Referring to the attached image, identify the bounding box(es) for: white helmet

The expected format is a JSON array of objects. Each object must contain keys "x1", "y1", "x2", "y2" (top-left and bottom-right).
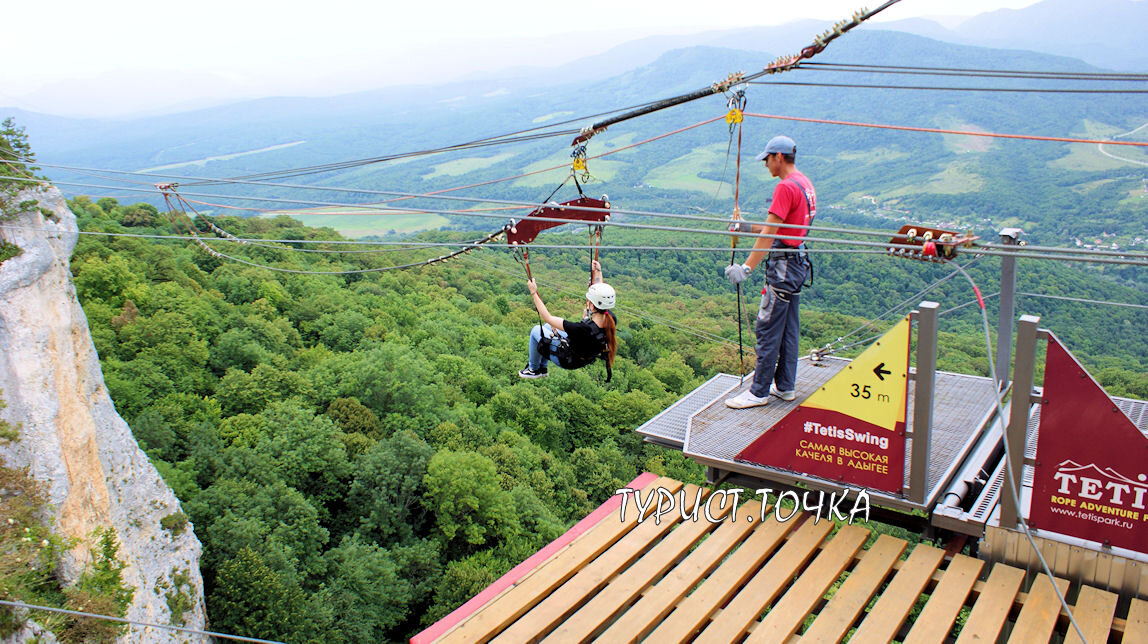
[{"x1": 586, "y1": 282, "x2": 616, "y2": 310}]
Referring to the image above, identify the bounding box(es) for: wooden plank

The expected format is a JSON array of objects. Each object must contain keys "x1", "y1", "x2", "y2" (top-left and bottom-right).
[
  {"x1": 542, "y1": 486, "x2": 734, "y2": 643},
  {"x1": 491, "y1": 482, "x2": 691, "y2": 643},
  {"x1": 1067, "y1": 545, "x2": 1085, "y2": 584},
  {"x1": 954, "y1": 563, "x2": 1025, "y2": 644},
  {"x1": 1092, "y1": 552, "x2": 1112, "y2": 590},
  {"x1": 440, "y1": 477, "x2": 681, "y2": 643},
  {"x1": 1109, "y1": 556, "x2": 1126, "y2": 595},
  {"x1": 1007, "y1": 574, "x2": 1070, "y2": 643},
  {"x1": 1121, "y1": 597, "x2": 1148, "y2": 644},
  {"x1": 799, "y1": 534, "x2": 906, "y2": 643},
  {"x1": 858, "y1": 544, "x2": 950, "y2": 644},
  {"x1": 596, "y1": 501, "x2": 760, "y2": 643},
  {"x1": 1064, "y1": 585, "x2": 1118, "y2": 644},
  {"x1": 644, "y1": 510, "x2": 807, "y2": 644},
  {"x1": 689, "y1": 516, "x2": 834, "y2": 644},
  {"x1": 742, "y1": 524, "x2": 871, "y2": 644}
]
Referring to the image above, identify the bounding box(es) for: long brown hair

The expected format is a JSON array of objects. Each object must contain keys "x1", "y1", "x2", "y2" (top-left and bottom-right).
[{"x1": 598, "y1": 310, "x2": 617, "y2": 368}]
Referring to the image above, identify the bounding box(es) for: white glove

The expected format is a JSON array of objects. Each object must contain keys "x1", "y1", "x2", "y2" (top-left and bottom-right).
[{"x1": 724, "y1": 263, "x2": 753, "y2": 285}]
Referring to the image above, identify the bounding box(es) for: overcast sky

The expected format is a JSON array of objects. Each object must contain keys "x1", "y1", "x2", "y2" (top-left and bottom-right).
[{"x1": 5, "y1": 0, "x2": 1045, "y2": 116}]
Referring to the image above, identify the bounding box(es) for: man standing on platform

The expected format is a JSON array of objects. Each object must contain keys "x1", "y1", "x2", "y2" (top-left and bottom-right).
[{"x1": 723, "y1": 135, "x2": 816, "y2": 409}]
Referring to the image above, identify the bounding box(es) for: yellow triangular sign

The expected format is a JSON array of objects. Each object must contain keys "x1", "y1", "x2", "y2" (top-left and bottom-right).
[{"x1": 803, "y1": 316, "x2": 910, "y2": 431}]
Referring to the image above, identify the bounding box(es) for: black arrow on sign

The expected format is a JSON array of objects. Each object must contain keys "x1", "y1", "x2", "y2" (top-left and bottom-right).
[{"x1": 873, "y1": 362, "x2": 891, "y2": 381}]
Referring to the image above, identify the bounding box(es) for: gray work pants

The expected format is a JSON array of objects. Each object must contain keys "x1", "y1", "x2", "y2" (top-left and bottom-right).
[{"x1": 749, "y1": 253, "x2": 806, "y2": 398}]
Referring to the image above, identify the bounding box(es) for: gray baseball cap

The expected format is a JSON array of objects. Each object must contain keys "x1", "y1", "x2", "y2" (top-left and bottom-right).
[{"x1": 755, "y1": 135, "x2": 796, "y2": 160}]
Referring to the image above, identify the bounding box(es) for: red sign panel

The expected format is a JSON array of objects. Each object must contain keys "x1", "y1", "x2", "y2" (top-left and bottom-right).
[
  {"x1": 737, "y1": 408, "x2": 906, "y2": 493},
  {"x1": 736, "y1": 317, "x2": 910, "y2": 494},
  {"x1": 1028, "y1": 334, "x2": 1148, "y2": 553}
]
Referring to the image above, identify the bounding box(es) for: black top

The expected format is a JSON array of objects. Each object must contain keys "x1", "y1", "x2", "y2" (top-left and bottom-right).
[{"x1": 563, "y1": 319, "x2": 603, "y2": 357}]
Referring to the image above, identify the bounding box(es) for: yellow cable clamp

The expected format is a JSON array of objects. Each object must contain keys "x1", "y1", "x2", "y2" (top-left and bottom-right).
[{"x1": 725, "y1": 108, "x2": 743, "y2": 124}]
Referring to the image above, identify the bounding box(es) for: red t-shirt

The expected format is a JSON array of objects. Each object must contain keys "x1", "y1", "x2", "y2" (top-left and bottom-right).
[{"x1": 768, "y1": 171, "x2": 816, "y2": 247}]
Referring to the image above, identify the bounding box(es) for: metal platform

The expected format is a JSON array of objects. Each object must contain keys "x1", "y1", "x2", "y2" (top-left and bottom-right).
[
  {"x1": 640, "y1": 355, "x2": 1001, "y2": 512},
  {"x1": 635, "y1": 373, "x2": 742, "y2": 448}
]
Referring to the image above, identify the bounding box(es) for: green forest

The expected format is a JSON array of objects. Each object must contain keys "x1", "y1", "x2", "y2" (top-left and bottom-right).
[
  {"x1": 53, "y1": 191, "x2": 1148, "y2": 641},
  {"x1": 64, "y1": 200, "x2": 720, "y2": 641}
]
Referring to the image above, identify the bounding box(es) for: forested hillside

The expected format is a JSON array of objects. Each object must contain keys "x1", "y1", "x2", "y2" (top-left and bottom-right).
[
  {"x1": 50, "y1": 190, "x2": 1147, "y2": 640},
  {"x1": 65, "y1": 199, "x2": 713, "y2": 641}
]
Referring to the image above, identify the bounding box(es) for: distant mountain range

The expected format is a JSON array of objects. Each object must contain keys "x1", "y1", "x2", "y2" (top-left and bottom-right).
[
  {"x1": 887, "y1": 0, "x2": 1148, "y2": 72},
  {"x1": 5, "y1": 13, "x2": 1147, "y2": 251},
  {"x1": 3, "y1": 0, "x2": 1146, "y2": 119}
]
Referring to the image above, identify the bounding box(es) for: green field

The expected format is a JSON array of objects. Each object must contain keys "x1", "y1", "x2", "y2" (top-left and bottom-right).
[
  {"x1": 643, "y1": 143, "x2": 739, "y2": 195},
  {"x1": 259, "y1": 208, "x2": 449, "y2": 238},
  {"x1": 422, "y1": 153, "x2": 516, "y2": 180},
  {"x1": 511, "y1": 154, "x2": 626, "y2": 189}
]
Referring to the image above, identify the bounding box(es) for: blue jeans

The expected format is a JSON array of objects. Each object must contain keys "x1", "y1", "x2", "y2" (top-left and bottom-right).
[{"x1": 528, "y1": 324, "x2": 566, "y2": 370}]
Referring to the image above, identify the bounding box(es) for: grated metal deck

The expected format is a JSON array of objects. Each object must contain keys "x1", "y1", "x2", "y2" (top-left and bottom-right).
[
  {"x1": 658, "y1": 357, "x2": 999, "y2": 509},
  {"x1": 635, "y1": 373, "x2": 742, "y2": 448}
]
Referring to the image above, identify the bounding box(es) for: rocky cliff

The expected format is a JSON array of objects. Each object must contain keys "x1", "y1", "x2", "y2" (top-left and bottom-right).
[{"x1": 0, "y1": 188, "x2": 207, "y2": 641}]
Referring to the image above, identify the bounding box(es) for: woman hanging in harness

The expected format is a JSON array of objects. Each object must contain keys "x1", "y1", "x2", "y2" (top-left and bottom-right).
[{"x1": 520, "y1": 260, "x2": 617, "y2": 380}]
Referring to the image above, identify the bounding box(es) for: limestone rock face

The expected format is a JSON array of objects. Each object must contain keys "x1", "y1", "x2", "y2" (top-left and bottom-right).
[{"x1": 0, "y1": 188, "x2": 207, "y2": 642}]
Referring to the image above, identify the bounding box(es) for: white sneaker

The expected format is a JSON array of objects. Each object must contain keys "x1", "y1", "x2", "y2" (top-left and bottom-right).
[
  {"x1": 725, "y1": 390, "x2": 769, "y2": 409},
  {"x1": 770, "y1": 386, "x2": 796, "y2": 401}
]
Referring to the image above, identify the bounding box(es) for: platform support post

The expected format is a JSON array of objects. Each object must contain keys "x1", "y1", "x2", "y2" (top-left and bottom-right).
[
  {"x1": 1000, "y1": 314, "x2": 1040, "y2": 529},
  {"x1": 909, "y1": 301, "x2": 938, "y2": 505},
  {"x1": 995, "y1": 228, "x2": 1023, "y2": 391}
]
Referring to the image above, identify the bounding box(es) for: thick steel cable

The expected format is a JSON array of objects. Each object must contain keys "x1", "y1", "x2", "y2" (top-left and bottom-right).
[
  {"x1": 749, "y1": 81, "x2": 1148, "y2": 94},
  {"x1": 744, "y1": 113, "x2": 1148, "y2": 148},
  {"x1": 8, "y1": 177, "x2": 1148, "y2": 268},
  {"x1": 818, "y1": 257, "x2": 984, "y2": 357},
  {"x1": 571, "y1": 0, "x2": 905, "y2": 144},
  {"x1": 170, "y1": 193, "x2": 507, "y2": 275},
  {"x1": 0, "y1": 164, "x2": 966, "y2": 253},
  {"x1": 965, "y1": 247, "x2": 1148, "y2": 267},
  {"x1": 974, "y1": 240, "x2": 1148, "y2": 260},
  {"x1": 800, "y1": 61, "x2": 1148, "y2": 82},
  {"x1": 0, "y1": 224, "x2": 921, "y2": 256},
  {"x1": 0, "y1": 599, "x2": 284, "y2": 644},
  {"x1": 180, "y1": 97, "x2": 678, "y2": 185},
  {"x1": 182, "y1": 130, "x2": 579, "y2": 186},
  {"x1": 11, "y1": 154, "x2": 1145, "y2": 255},
  {"x1": 1018, "y1": 291, "x2": 1148, "y2": 311},
  {"x1": 10, "y1": 117, "x2": 726, "y2": 214},
  {"x1": 19, "y1": 155, "x2": 1148, "y2": 261},
  {"x1": 940, "y1": 291, "x2": 1000, "y2": 316}
]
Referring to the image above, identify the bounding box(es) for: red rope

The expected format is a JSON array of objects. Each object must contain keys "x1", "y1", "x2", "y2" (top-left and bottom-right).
[{"x1": 745, "y1": 112, "x2": 1148, "y2": 147}]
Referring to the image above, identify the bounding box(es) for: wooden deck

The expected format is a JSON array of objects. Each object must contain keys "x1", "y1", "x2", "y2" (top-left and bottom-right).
[{"x1": 415, "y1": 476, "x2": 1147, "y2": 643}]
